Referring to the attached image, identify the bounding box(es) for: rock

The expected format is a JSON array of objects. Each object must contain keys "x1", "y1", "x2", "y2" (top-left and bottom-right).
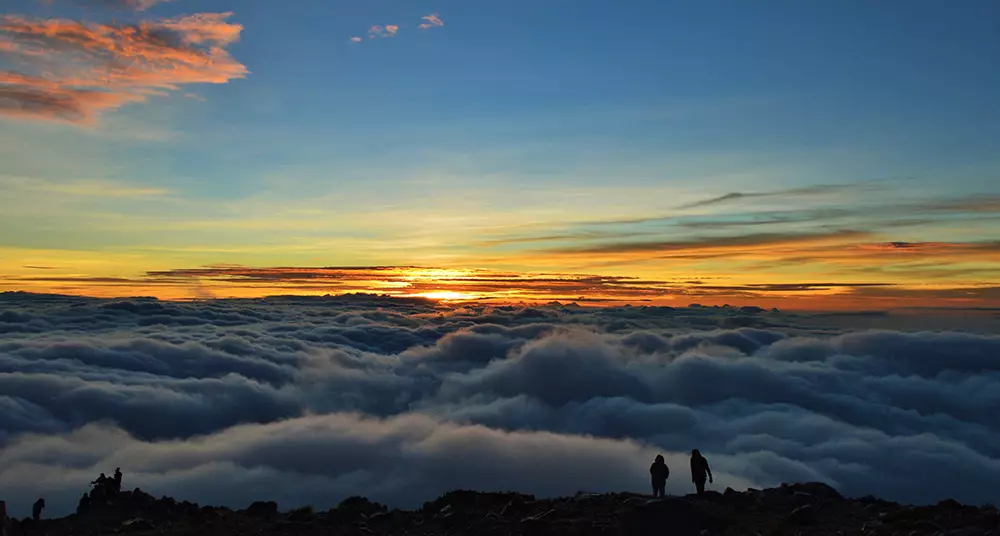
[
  {"x1": 328, "y1": 496, "x2": 388, "y2": 524},
  {"x1": 286, "y1": 506, "x2": 314, "y2": 522},
  {"x1": 787, "y1": 504, "x2": 817, "y2": 525},
  {"x1": 785, "y1": 482, "x2": 843, "y2": 500},
  {"x1": 623, "y1": 496, "x2": 732, "y2": 536},
  {"x1": 244, "y1": 501, "x2": 278, "y2": 518}
]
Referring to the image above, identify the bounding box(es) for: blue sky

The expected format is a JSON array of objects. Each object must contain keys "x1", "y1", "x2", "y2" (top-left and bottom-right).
[{"x1": 1, "y1": 0, "x2": 999, "y2": 306}]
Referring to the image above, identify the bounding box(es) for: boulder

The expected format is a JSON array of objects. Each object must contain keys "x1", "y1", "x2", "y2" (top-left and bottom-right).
[{"x1": 244, "y1": 501, "x2": 278, "y2": 518}]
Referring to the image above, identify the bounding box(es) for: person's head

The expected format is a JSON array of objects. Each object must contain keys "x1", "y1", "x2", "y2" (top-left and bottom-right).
[
  {"x1": 691, "y1": 449, "x2": 701, "y2": 457},
  {"x1": 116, "y1": 467, "x2": 120, "y2": 472},
  {"x1": 100, "y1": 473, "x2": 106, "y2": 477},
  {"x1": 655, "y1": 454, "x2": 664, "y2": 463}
]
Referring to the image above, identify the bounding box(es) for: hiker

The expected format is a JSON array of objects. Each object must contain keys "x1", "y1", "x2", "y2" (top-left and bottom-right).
[
  {"x1": 690, "y1": 449, "x2": 713, "y2": 496},
  {"x1": 32, "y1": 498, "x2": 45, "y2": 521},
  {"x1": 113, "y1": 468, "x2": 123, "y2": 494},
  {"x1": 649, "y1": 454, "x2": 669, "y2": 497},
  {"x1": 1, "y1": 500, "x2": 9, "y2": 536},
  {"x1": 77, "y1": 493, "x2": 91, "y2": 515},
  {"x1": 90, "y1": 473, "x2": 109, "y2": 504}
]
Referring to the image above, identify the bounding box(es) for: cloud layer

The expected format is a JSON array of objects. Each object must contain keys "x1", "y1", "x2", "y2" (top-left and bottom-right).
[
  {"x1": 1, "y1": 292, "x2": 999, "y2": 517},
  {"x1": 0, "y1": 8, "x2": 246, "y2": 123}
]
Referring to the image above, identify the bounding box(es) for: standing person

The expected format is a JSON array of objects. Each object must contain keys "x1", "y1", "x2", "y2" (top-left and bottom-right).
[
  {"x1": 113, "y1": 468, "x2": 123, "y2": 494},
  {"x1": 77, "y1": 493, "x2": 91, "y2": 516},
  {"x1": 690, "y1": 449, "x2": 713, "y2": 496},
  {"x1": 649, "y1": 454, "x2": 670, "y2": 497},
  {"x1": 32, "y1": 498, "x2": 45, "y2": 521},
  {"x1": 1, "y1": 500, "x2": 9, "y2": 536}
]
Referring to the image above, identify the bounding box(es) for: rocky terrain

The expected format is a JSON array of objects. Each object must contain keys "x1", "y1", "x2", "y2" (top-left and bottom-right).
[{"x1": 8, "y1": 483, "x2": 1000, "y2": 536}]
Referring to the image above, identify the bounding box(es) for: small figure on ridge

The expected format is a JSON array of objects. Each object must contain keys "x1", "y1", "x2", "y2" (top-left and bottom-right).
[
  {"x1": 690, "y1": 449, "x2": 713, "y2": 496},
  {"x1": 32, "y1": 498, "x2": 45, "y2": 521},
  {"x1": 649, "y1": 454, "x2": 670, "y2": 497},
  {"x1": 77, "y1": 493, "x2": 91, "y2": 516}
]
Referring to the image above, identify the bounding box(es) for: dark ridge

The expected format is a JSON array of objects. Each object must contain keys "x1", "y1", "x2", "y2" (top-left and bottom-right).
[{"x1": 7, "y1": 483, "x2": 999, "y2": 536}]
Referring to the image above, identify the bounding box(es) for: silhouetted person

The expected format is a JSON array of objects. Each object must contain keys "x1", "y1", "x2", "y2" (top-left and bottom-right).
[
  {"x1": 32, "y1": 499, "x2": 45, "y2": 522},
  {"x1": 91, "y1": 473, "x2": 109, "y2": 504},
  {"x1": 690, "y1": 449, "x2": 713, "y2": 495},
  {"x1": 1, "y1": 500, "x2": 9, "y2": 536},
  {"x1": 649, "y1": 454, "x2": 669, "y2": 497},
  {"x1": 113, "y1": 468, "x2": 122, "y2": 494},
  {"x1": 77, "y1": 493, "x2": 91, "y2": 516}
]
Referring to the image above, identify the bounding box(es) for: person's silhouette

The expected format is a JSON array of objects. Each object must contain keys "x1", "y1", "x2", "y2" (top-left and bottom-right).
[
  {"x1": 77, "y1": 493, "x2": 91, "y2": 516},
  {"x1": 113, "y1": 468, "x2": 123, "y2": 494},
  {"x1": 690, "y1": 449, "x2": 713, "y2": 496},
  {"x1": 649, "y1": 454, "x2": 669, "y2": 497},
  {"x1": 32, "y1": 498, "x2": 45, "y2": 521}
]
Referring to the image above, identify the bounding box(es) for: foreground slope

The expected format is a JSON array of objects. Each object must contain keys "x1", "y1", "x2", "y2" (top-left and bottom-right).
[{"x1": 14, "y1": 482, "x2": 1000, "y2": 536}]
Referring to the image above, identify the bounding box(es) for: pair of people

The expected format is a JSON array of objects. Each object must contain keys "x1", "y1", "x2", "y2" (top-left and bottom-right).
[
  {"x1": 649, "y1": 449, "x2": 714, "y2": 497},
  {"x1": 90, "y1": 468, "x2": 123, "y2": 496}
]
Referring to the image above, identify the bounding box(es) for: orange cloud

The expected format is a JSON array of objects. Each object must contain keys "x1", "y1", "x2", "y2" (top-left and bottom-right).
[
  {"x1": 368, "y1": 25, "x2": 400, "y2": 39},
  {"x1": 0, "y1": 71, "x2": 146, "y2": 123},
  {"x1": 0, "y1": 12, "x2": 246, "y2": 124},
  {"x1": 3, "y1": 264, "x2": 999, "y2": 310},
  {"x1": 419, "y1": 13, "x2": 444, "y2": 30}
]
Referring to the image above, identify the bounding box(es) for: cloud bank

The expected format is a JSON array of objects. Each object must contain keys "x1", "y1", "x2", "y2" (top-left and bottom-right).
[{"x1": 1, "y1": 293, "x2": 999, "y2": 517}]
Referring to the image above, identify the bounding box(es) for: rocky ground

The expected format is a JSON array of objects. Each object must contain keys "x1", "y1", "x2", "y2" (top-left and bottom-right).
[{"x1": 9, "y1": 483, "x2": 1000, "y2": 536}]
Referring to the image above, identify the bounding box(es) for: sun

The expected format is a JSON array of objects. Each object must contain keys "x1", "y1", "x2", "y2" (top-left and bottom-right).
[{"x1": 413, "y1": 290, "x2": 477, "y2": 301}]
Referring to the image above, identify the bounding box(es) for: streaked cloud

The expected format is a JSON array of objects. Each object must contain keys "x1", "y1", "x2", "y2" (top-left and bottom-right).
[
  {"x1": 350, "y1": 36, "x2": 362, "y2": 43},
  {"x1": 674, "y1": 183, "x2": 864, "y2": 210},
  {"x1": 0, "y1": 12, "x2": 247, "y2": 124},
  {"x1": 0, "y1": 175, "x2": 171, "y2": 198},
  {"x1": 542, "y1": 229, "x2": 870, "y2": 256},
  {"x1": 2, "y1": 263, "x2": 998, "y2": 309},
  {"x1": 419, "y1": 13, "x2": 444, "y2": 30}
]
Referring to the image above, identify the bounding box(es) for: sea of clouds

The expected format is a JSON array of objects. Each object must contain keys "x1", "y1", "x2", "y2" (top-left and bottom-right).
[{"x1": 1, "y1": 292, "x2": 999, "y2": 516}]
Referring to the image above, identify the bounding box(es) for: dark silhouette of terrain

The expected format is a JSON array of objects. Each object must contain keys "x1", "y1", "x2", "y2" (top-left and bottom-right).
[{"x1": 4, "y1": 483, "x2": 998, "y2": 536}]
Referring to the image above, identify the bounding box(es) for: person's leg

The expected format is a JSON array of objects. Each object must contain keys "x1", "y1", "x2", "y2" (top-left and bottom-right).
[
  {"x1": 695, "y1": 479, "x2": 705, "y2": 495},
  {"x1": 657, "y1": 484, "x2": 665, "y2": 497}
]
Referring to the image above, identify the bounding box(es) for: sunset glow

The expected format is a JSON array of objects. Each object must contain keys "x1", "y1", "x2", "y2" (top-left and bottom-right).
[{"x1": 0, "y1": 0, "x2": 997, "y2": 310}]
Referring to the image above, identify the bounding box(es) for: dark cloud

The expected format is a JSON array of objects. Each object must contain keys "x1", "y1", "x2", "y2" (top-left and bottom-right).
[
  {"x1": 1, "y1": 294, "x2": 999, "y2": 517},
  {"x1": 543, "y1": 230, "x2": 870, "y2": 255},
  {"x1": 673, "y1": 184, "x2": 862, "y2": 210}
]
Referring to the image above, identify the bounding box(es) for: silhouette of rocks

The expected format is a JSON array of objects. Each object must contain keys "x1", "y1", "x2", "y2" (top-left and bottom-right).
[
  {"x1": 327, "y1": 496, "x2": 387, "y2": 524},
  {"x1": 244, "y1": 501, "x2": 278, "y2": 518},
  {"x1": 16, "y1": 482, "x2": 1000, "y2": 536}
]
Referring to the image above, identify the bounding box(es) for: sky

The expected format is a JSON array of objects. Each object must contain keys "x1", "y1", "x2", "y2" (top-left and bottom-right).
[{"x1": 1, "y1": 0, "x2": 999, "y2": 309}]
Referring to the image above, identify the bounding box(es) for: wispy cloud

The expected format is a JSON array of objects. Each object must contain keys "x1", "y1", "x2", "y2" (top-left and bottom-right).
[
  {"x1": 419, "y1": 13, "x2": 444, "y2": 30},
  {"x1": 674, "y1": 183, "x2": 871, "y2": 210},
  {"x1": 0, "y1": 12, "x2": 247, "y2": 124},
  {"x1": 355, "y1": 13, "x2": 443, "y2": 43},
  {"x1": 543, "y1": 229, "x2": 870, "y2": 256},
  {"x1": 368, "y1": 25, "x2": 400, "y2": 39}
]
